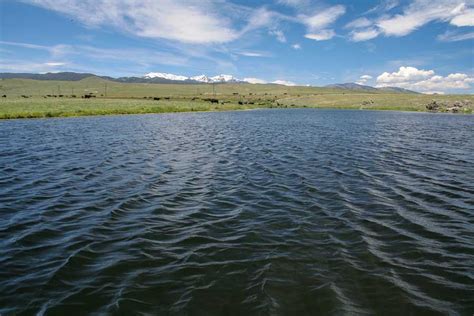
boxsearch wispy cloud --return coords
[355,74,373,85]
[24,0,241,44]
[0,60,69,73]
[0,41,189,67]
[346,0,474,41]
[236,51,269,57]
[364,0,400,15]
[437,30,474,42]
[292,43,301,50]
[269,29,287,43]
[300,5,346,41]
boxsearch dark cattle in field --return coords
[154,97,160,101]
[204,98,219,103]
[2,95,6,98]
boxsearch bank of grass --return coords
[1,77,473,119]
[0,98,264,119]
[277,93,474,113]
[2,93,473,119]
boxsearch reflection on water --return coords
[1,109,473,315]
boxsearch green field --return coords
[1,77,473,119]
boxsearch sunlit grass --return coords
[1,77,472,119]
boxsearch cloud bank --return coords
[375,66,474,93]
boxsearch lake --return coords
[1,109,473,315]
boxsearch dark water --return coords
[1,109,473,315]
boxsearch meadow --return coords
[1,77,473,119]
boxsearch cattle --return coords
[203,98,219,103]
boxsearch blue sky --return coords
[0,0,473,93]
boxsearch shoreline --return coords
[1,103,472,121]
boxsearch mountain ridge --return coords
[325,82,419,94]
[0,72,418,93]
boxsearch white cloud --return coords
[244,77,267,84]
[0,40,190,71]
[269,29,287,43]
[450,8,474,26]
[300,5,346,41]
[272,79,296,86]
[277,0,309,7]
[292,43,301,49]
[355,74,373,85]
[365,0,400,14]
[437,30,474,42]
[377,1,473,37]
[350,28,380,41]
[305,30,336,41]
[24,0,242,44]
[377,66,435,83]
[242,7,276,32]
[345,17,372,29]
[237,51,266,57]
[376,66,474,93]
[0,60,68,73]
[44,62,66,66]
[345,0,474,41]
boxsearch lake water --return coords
[1,109,473,315]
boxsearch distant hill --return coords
[325,82,418,94]
[377,86,419,94]
[0,72,242,85]
[0,73,418,93]
[0,72,115,81]
[325,83,379,92]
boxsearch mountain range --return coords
[0,72,418,93]
[325,83,418,94]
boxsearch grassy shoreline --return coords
[1,97,473,120]
[1,78,472,119]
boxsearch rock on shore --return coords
[426,100,473,113]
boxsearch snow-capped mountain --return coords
[144,72,239,83]
[209,74,239,83]
[144,72,188,81]
[142,72,298,86]
[190,75,211,83]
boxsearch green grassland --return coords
[1,77,472,119]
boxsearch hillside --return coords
[1,73,417,93]
[325,83,418,94]
[0,72,114,81]
[0,77,472,119]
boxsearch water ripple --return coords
[0,109,473,315]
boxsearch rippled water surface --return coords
[1,109,473,315]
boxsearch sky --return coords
[0,0,473,94]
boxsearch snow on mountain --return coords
[144,72,240,83]
[272,80,296,86]
[190,75,211,83]
[143,72,298,86]
[209,74,238,83]
[144,72,188,81]
[244,77,267,84]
